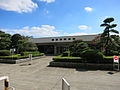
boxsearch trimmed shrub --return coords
[0,55,27,60]
[69,41,89,57]
[0,53,44,60]
[81,49,104,63]
[52,56,119,64]
[20,51,40,56]
[71,52,81,57]
[61,51,70,57]
[108,50,119,56]
[0,50,11,56]
[103,56,118,64]
[32,53,44,57]
[103,57,113,64]
[53,56,84,63]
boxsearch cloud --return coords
[1,25,95,37]
[0,0,38,13]
[44,9,49,15]
[39,0,55,3]
[1,25,60,37]
[84,7,93,12]
[78,25,91,30]
[45,10,49,14]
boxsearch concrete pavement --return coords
[0,56,120,90]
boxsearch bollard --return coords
[62,78,70,90]
[4,79,9,90]
[29,54,32,65]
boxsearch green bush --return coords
[0,54,28,60]
[103,57,113,64]
[0,50,11,56]
[20,51,40,56]
[108,50,119,56]
[52,56,119,64]
[32,53,44,57]
[61,51,70,57]
[71,52,81,57]
[53,56,81,59]
[0,53,44,60]
[69,41,89,57]
[81,49,104,63]
[53,56,84,63]
[103,56,119,64]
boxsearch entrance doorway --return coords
[38,45,54,54]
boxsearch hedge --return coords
[61,51,70,57]
[81,49,104,63]
[52,56,118,64]
[53,56,81,59]
[20,51,42,56]
[53,57,84,63]
[0,53,44,60]
[32,53,44,57]
[0,54,27,60]
[0,50,11,56]
[102,56,115,64]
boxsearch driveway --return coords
[0,56,120,90]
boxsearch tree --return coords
[11,34,23,53]
[100,17,119,55]
[17,41,38,53]
[0,30,11,50]
[11,34,38,53]
[69,40,89,56]
[11,34,23,48]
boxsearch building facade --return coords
[29,35,99,55]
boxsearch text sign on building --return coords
[113,56,119,63]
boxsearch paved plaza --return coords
[0,56,120,90]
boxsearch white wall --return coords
[29,35,98,44]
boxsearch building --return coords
[29,34,99,55]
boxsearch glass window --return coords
[73,38,75,40]
[52,39,54,41]
[64,38,66,40]
[68,38,71,40]
[56,39,58,41]
[60,38,62,40]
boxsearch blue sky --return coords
[0,0,120,37]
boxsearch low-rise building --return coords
[29,34,99,55]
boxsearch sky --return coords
[0,0,120,38]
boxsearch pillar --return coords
[54,45,57,55]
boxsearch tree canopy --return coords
[0,30,11,50]
[0,31,38,53]
[69,40,89,56]
[100,17,119,55]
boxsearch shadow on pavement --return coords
[107,71,119,75]
[76,68,89,72]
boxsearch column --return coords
[54,45,57,55]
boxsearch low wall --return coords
[0,56,44,64]
[49,61,114,70]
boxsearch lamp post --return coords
[10,48,16,60]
